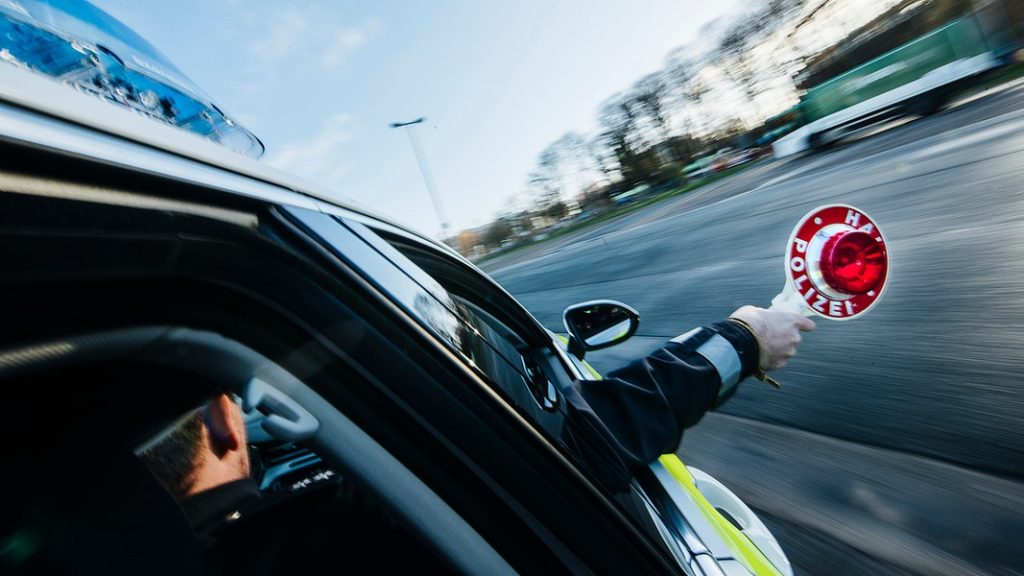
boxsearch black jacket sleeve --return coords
[559,320,758,489]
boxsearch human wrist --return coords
[710,319,760,380]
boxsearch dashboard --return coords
[244,405,340,499]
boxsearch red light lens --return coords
[820,230,886,294]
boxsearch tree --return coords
[528,143,567,211]
[597,92,648,188]
[631,71,687,164]
[714,0,808,124]
[542,200,568,221]
[588,133,618,183]
[716,18,766,119]
[631,73,672,142]
[665,48,713,143]
[552,131,598,204]
[481,218,513,249]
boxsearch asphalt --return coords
[482,80,1024,575]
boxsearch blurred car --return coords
[683,156,717,180]
[611,183,649,205]
[723,148,760,168]
[0,2,794,575]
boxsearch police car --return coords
[0,2,792,574]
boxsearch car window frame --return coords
[281,206,579,432]
[0,110,686,575]
[365,222,587,382]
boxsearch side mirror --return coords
[562,300,640,360]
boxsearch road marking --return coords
[750,155,838,191]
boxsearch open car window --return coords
[0,365,458,576]
[283,206,564,436]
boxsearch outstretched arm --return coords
[561,307,814,486]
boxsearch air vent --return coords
[258,442,325,491]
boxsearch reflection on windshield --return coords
[411,291,464,355]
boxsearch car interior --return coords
[0,326,509,575]
[0,179,684,575]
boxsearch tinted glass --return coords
[284,207,559,432]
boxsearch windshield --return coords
[9,1,1024,574]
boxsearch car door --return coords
[0,84,683,570]
[277,204,685,575]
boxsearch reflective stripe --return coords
[670,329,742,400]
[656,455,785,576]
[696,334,742,399]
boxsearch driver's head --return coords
[140,393,250,498]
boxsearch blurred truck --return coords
[774,16,1000,157]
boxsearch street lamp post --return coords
[389,117,451,241]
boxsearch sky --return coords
[91,0,747,238]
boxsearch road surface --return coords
[483,80,1024,575]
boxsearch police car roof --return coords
[0,61,458,259]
